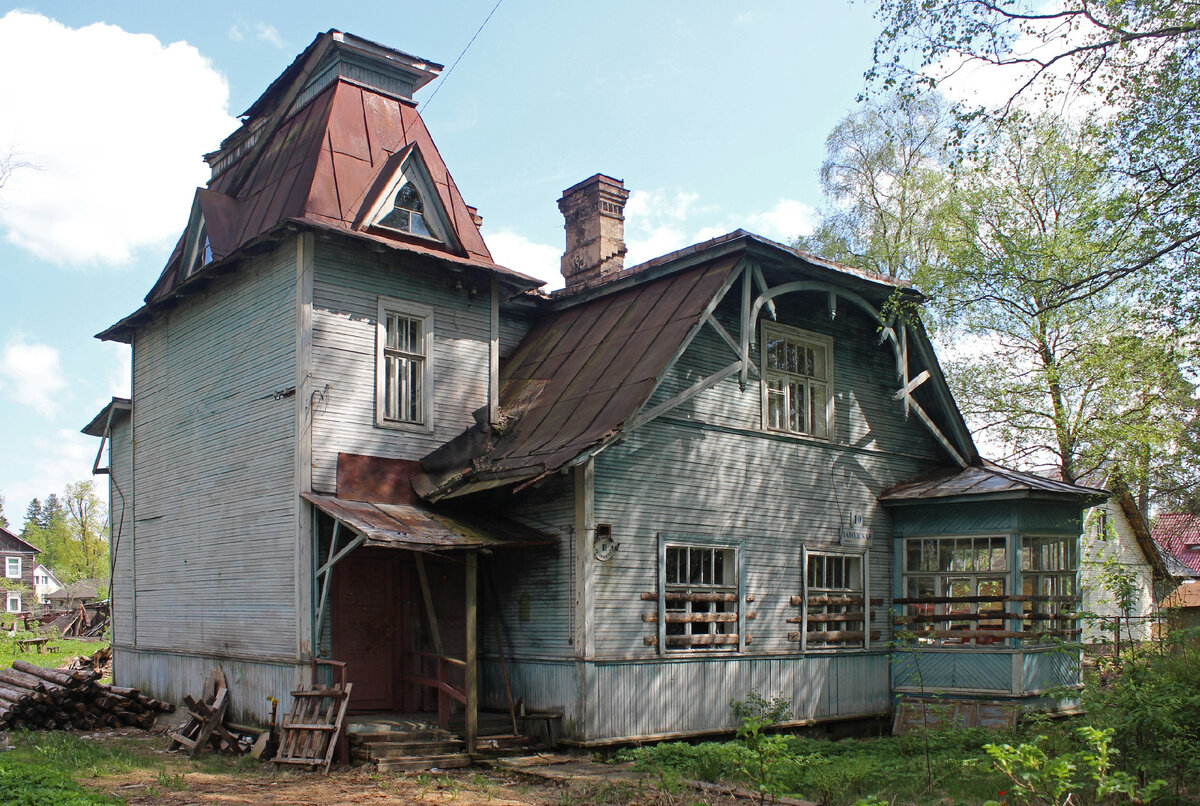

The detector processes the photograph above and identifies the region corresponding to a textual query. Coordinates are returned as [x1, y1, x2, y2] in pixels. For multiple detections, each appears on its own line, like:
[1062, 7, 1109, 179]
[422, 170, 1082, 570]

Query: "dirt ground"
[85, 748, 766, 806]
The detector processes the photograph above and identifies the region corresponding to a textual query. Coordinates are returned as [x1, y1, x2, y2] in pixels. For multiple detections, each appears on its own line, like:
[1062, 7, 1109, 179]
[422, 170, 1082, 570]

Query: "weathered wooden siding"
[480, 472, 576, 663]
[892, 649, 1016, 693]
[115, 647, 304, 724]
[309, 238, 494, 492]
[109, 416, 134, 646]
[129, 239, 298, 660]
[1022, 648, 1081, 693]
[647, 291, 944, 462]
[590, 417, 928, 661]
[1081, 504, 1157, 643]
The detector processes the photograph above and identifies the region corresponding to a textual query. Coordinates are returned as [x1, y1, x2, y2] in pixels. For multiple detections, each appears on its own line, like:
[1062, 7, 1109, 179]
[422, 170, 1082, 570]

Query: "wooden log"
[787, 630, 882, 642]
[0, 668, 61, 693]
[641, 592, 755, 602]
[12, 660, 84, 686]
[789, 596, 884, 606]
[642, 612, 752, 624]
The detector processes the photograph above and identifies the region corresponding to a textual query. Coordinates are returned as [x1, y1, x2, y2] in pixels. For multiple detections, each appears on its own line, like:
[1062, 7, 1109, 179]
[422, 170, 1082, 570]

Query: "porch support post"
[414, 553, 444, 656]
[465, 551, 478, 755]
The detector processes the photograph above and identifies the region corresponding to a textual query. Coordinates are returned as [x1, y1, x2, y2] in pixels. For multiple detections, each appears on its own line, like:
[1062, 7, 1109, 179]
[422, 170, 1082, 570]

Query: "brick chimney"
[557, 174, 630, 290]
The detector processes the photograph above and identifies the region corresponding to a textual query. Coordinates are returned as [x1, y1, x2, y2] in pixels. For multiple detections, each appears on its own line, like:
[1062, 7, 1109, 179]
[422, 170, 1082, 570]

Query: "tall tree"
[799, 93, 951, 283]
[62, 481, 109, 582]
[868, 0, 1200, 321]
[21, 498, 42, 535]
[0, 493, 8, 529]
[929, 115, 1199, 491]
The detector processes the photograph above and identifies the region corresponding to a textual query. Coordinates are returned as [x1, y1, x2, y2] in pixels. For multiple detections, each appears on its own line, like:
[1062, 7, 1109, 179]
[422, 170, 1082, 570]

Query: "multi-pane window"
[761, 323, 831, 439]
[1022, 536, 1079, 638]
[5, 557, 20, 578]
[663, 544, 739, 650]
[6, 592, 20, 613]
[902, 536, 1008, 645]
[376, 299, 433, 428]
[379, 181, 434, 239]
[805, 552, 866, 648]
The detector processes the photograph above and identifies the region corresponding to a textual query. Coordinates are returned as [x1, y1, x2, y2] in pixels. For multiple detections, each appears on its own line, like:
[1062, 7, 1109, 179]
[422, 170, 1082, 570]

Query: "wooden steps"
[347, 715, 472, 772]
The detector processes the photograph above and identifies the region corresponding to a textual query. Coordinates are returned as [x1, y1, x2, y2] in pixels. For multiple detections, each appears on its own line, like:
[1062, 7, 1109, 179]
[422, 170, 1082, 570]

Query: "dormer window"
[361, 146, 460, 252]
[378, 182, 432, 238]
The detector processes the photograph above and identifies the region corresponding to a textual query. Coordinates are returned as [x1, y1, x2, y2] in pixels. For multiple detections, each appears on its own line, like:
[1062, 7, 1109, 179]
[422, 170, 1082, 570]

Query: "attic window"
[378, 182, 433, 238]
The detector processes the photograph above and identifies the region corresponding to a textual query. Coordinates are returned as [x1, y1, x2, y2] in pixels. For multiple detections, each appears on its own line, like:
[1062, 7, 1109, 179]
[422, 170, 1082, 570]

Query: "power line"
[422, 0, 506, 111]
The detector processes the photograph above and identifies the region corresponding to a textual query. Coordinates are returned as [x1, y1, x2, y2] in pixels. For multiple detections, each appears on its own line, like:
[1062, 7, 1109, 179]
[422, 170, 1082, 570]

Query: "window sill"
[375, 418, 434, 435]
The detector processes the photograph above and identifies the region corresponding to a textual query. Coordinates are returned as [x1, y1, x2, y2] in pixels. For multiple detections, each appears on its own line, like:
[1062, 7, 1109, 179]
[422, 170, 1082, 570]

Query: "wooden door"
[331, 551, 412, 712]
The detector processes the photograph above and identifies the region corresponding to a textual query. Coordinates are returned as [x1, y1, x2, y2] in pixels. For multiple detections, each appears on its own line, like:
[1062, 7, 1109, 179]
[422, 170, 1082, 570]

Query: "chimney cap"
[558, 173, 628, 203]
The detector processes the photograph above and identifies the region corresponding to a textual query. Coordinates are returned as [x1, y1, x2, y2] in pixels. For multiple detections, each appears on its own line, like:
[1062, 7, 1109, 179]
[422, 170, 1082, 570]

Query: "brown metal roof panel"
[326, 84, 372, 161]
[361, 91, 405, 160]
[624, 318, 695, 384]
[331, 151, 377, 222]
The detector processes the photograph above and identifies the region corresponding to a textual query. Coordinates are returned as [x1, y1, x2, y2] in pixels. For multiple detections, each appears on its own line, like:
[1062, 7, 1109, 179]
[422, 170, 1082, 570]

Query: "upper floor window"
[5, 557, 20, 579]
[376, 298, 434, 430]
[761, 323, 832, 439]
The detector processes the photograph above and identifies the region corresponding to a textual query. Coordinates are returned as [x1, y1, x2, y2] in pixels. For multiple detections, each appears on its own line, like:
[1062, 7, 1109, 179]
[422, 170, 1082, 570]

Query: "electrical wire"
[422, 0, 506, 111]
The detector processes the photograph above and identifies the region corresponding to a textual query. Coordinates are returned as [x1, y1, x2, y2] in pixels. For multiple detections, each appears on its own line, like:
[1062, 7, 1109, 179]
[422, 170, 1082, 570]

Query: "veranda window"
[1022, 536, 1079, 640]
[900, 536, 1008, 645]
[662, 544, 740, 650]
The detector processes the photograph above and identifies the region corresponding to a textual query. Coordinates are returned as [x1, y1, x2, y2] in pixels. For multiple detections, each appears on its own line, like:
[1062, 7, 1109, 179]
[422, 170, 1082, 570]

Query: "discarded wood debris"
[0, 658, 173, 731]
[168, 669, 249, 756]
[272, 660, 352, 773]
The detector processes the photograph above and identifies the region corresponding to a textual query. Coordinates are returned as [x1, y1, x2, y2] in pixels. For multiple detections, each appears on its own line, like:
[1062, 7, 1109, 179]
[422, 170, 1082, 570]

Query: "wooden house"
[0, 526, 39, 614]
[85, 31, 1105, 748]
[1078, 478, 1170, 645]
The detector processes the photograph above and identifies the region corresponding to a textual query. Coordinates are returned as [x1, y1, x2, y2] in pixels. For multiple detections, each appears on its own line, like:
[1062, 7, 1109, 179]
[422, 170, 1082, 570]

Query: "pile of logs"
[0, 659, 174, 731]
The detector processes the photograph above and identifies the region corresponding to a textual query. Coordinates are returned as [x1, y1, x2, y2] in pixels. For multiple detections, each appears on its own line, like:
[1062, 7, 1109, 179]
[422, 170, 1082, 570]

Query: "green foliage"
[731, 692, 795, 803]
[982, 727, 1165, 806]
[20, 481, 110, 585]
[0, 730, 137, 805]
[1079, 633, 1200, 798]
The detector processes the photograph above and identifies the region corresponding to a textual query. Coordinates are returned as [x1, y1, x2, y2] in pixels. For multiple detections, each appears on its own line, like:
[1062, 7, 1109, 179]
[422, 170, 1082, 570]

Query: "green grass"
[0, 637, 108, 673]
[617, 726, 1016, 805]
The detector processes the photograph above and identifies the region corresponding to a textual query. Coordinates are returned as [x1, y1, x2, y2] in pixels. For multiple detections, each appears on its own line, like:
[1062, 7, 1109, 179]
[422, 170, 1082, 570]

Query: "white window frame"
[902, 535, 1011, 646]
[801, 547, 869, 650]
[5, 557, 20, 579]
[375, 297, 435, 432]
[656, 535, 746, 653]
[6, 592, 20, 613]
[759, 322, 834, 439]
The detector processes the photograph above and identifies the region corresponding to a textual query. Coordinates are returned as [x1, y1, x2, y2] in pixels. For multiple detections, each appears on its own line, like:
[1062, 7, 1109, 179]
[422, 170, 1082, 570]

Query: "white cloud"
[227, 24, 245, 42]
[744, 199, 818, 243]
[104, 342, 131, 400]
[256, 23, 284, 49]
[485, 229, 562, 290]
[0, 12, 237, 265]
[0, 429, 98, 520]
[0, 337, 67, 417]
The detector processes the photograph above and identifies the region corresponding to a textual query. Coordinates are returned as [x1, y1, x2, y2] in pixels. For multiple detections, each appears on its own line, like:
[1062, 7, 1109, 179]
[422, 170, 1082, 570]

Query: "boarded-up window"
[662, 544, 739, 650]
[805, 552, 865, 648]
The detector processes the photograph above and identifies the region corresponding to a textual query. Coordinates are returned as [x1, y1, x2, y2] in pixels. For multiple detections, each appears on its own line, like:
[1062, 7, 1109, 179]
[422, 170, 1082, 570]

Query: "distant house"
[1153, 512, 1200, 576]
[83, 30, 1106, 747]
[46, 579, 104, 610]
[1079, 477, 1171, 644]
[0, 526, 39, 613]
[1160, 582, 1200, 632]
[33, 564, 63, 606]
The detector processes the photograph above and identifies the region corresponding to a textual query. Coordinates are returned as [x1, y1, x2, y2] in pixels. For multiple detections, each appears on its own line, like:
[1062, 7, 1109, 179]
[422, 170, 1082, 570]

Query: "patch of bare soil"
[89, 759, 757, 806]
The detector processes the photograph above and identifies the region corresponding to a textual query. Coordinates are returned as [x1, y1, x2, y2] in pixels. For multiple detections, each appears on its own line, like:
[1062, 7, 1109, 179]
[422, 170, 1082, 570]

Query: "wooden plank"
[414, 554, 444, 657]
[465, 552, 478, 756]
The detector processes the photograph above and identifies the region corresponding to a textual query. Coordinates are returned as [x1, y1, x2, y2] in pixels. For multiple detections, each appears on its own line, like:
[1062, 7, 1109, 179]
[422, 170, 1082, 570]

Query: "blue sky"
[0, 1, 885, 523]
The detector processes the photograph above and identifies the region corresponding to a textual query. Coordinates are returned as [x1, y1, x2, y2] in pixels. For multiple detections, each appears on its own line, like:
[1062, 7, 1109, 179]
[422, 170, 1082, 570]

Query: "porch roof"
[879, 460, 1108, 505]
[302, 492, 555, 552]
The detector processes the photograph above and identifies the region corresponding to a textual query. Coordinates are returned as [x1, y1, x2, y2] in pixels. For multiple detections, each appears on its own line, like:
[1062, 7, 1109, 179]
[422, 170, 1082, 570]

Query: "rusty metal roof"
[417, 255, 742, 499]
[879, 460, 1108, 504]
[302, 492, 555, 552]
[100, 51, 539, 343]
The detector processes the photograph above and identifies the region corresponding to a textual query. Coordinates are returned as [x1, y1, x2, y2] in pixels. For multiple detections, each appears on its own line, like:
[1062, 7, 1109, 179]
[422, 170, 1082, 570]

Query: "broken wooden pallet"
[272, 662, 352, 774]
[167, 669, 244, 756]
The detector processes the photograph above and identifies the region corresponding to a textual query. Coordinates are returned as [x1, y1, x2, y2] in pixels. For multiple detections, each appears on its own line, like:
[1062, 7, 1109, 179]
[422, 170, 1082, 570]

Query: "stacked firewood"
[0, 659, 174, 731]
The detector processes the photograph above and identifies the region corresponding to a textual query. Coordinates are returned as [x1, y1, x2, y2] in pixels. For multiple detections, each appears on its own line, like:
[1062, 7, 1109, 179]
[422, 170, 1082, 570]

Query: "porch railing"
[893, 595, 1082, 643]
[404, 651, 466, 731]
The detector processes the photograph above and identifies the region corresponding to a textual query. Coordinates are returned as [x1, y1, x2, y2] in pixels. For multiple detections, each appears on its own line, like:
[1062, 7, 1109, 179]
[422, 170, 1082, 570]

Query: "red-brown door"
[331, 551, 412, 712]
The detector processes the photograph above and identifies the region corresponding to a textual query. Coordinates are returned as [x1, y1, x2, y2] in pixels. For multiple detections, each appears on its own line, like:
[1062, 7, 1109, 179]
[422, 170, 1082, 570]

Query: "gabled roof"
[0, 526, 40, 554]
[1153, 512, 1200, 575]
[82, 397, 131, 438]
[417, 254, 742, 499]
[416, 231, 980, 502]
[47, 579, 102, 600]
[98, 31, 540, 344]
[1106, 475, 1171, 580]
[879, 460, 1108, 505]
